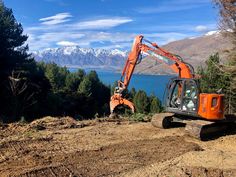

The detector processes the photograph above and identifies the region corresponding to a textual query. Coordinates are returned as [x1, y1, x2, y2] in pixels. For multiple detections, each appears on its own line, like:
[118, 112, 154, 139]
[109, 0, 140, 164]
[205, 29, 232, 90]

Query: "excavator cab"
[165, 77, 224, 120]
[165, 78, 200, 117]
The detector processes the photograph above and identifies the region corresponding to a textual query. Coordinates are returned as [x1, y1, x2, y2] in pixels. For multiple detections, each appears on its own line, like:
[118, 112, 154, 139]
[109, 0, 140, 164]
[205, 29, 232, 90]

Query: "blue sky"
[4, 0, 219, 51]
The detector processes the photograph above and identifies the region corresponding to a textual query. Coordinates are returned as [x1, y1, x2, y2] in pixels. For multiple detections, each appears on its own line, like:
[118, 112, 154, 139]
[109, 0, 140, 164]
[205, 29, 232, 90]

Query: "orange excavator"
[110, 35, 232, 139]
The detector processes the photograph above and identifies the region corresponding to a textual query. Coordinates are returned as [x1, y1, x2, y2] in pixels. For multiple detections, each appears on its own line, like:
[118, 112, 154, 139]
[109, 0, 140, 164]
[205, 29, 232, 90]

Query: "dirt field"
[0, 116, 236, 177]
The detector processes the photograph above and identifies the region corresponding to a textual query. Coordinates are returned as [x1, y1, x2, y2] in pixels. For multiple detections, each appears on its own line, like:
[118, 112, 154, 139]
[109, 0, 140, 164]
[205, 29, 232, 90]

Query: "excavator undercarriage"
[150, 77, 235, 140]
[151, 113, 236, 140]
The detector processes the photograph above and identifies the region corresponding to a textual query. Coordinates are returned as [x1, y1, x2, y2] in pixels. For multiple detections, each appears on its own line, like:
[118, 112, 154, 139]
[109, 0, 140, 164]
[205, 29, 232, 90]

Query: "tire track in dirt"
[2, 118, 236, 177]
[13, 136, 201, 177]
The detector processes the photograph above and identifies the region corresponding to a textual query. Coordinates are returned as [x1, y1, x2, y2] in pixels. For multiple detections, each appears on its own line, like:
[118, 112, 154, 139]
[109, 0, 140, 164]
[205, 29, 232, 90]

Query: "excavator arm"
[110, 35, 143, 113]
[110, 35, 195, 113]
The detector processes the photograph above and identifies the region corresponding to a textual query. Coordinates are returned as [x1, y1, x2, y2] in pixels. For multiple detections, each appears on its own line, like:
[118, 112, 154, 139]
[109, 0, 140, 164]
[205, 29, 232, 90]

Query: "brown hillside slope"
[135, 32, 233, 75]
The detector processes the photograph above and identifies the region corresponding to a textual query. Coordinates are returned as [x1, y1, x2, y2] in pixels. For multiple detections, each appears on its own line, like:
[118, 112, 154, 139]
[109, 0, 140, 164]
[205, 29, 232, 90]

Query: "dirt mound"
[184, 167, 236, 177]
[0, 117, 81, 138]
[207, 135, 236, 152]
[156, 166, 236, 177]
[28, 116, 79, 130]
[0, 122, 27, 138]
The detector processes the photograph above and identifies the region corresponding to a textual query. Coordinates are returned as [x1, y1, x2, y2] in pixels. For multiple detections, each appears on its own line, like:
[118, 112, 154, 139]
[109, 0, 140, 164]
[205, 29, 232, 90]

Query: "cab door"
[165, 78, 199, 116]
[165, 78, 183, 110]
[181, 79, 199, 114]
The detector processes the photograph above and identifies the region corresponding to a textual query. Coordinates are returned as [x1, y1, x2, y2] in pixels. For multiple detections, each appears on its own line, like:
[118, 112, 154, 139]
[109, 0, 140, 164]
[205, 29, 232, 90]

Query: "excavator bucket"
[110, 94, 135, 114]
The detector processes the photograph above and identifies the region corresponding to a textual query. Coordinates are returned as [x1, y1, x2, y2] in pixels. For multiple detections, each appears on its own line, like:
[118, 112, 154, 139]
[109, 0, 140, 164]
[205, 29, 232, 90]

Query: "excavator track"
[184, 118, 236, 140]
[151, 113, 235, 140]
[151, 113, 174, 129]
[184, 120, 226, 139]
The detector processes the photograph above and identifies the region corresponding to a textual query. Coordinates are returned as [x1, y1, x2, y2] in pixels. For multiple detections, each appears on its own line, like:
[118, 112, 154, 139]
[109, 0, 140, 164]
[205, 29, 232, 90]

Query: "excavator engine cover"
[198, 93, 224, 120]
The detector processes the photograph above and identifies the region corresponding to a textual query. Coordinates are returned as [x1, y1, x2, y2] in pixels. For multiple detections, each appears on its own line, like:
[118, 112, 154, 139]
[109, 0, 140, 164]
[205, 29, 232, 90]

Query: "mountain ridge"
[33, 31, 233, 74]
[33, 46, 127, 71]
[135, 31, 233, 74]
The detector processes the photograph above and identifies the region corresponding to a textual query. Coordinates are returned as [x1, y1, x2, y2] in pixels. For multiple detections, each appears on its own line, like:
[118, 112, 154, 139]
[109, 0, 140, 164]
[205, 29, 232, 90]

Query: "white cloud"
[27, 17, 133, 31]
[25, 14, 198, 51]
[39, 12, 72, 25]
[27, 30, 191, 51]
[72, 17, 133, 30]
[26, 32, 84, 50]
[57, 41, 78, 46]
[195, 25, 209, 32]
[25, 16, 135, 50]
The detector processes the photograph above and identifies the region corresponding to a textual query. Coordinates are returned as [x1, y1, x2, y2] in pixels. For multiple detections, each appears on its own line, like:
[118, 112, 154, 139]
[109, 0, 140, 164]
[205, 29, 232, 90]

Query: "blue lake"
[69, 68, 174, 102]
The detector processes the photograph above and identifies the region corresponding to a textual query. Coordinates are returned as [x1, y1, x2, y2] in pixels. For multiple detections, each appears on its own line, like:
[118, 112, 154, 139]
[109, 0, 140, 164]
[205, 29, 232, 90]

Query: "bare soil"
[0, 116, 236, 177]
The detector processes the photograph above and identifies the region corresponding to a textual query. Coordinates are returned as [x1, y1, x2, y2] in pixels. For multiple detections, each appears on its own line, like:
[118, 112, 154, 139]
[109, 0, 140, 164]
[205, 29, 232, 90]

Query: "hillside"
[135, 31, 233, 75]
[1, 116, 236, 177]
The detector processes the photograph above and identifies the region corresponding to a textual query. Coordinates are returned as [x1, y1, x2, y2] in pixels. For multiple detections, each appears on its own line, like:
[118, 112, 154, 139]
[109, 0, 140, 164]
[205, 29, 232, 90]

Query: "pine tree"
[197, 53, 233, 113]
[197, 54, 230, 93]
[150, 96, 161, 113]
[0, 2, 28, 78]
[65, 72, 81, 92]
[213, 0, 236, 113]
[78, 77, 92, 97]
[0, 2, 50, 121]
[133, 90, 149, 113]
[130, 87, 136, 100]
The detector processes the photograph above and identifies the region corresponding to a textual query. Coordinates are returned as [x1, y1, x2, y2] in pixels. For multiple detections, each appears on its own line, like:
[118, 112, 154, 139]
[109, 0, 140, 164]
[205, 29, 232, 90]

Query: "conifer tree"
[0, 2, 49, 121]
[213, 0, 236, 113]
[133, 90, 149, 113]
[197, 54, 233, 113]
[150, 96, 161, 113]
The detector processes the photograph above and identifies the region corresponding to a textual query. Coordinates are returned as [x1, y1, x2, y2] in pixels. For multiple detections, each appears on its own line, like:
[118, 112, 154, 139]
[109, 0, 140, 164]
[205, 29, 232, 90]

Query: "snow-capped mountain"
[33, 31, 233, 74]
[32, 46, 128, 70]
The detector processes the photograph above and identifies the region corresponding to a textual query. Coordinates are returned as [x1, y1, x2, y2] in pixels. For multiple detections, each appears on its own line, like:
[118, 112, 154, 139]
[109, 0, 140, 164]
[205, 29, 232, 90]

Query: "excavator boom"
[110, 35, 194, 113]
